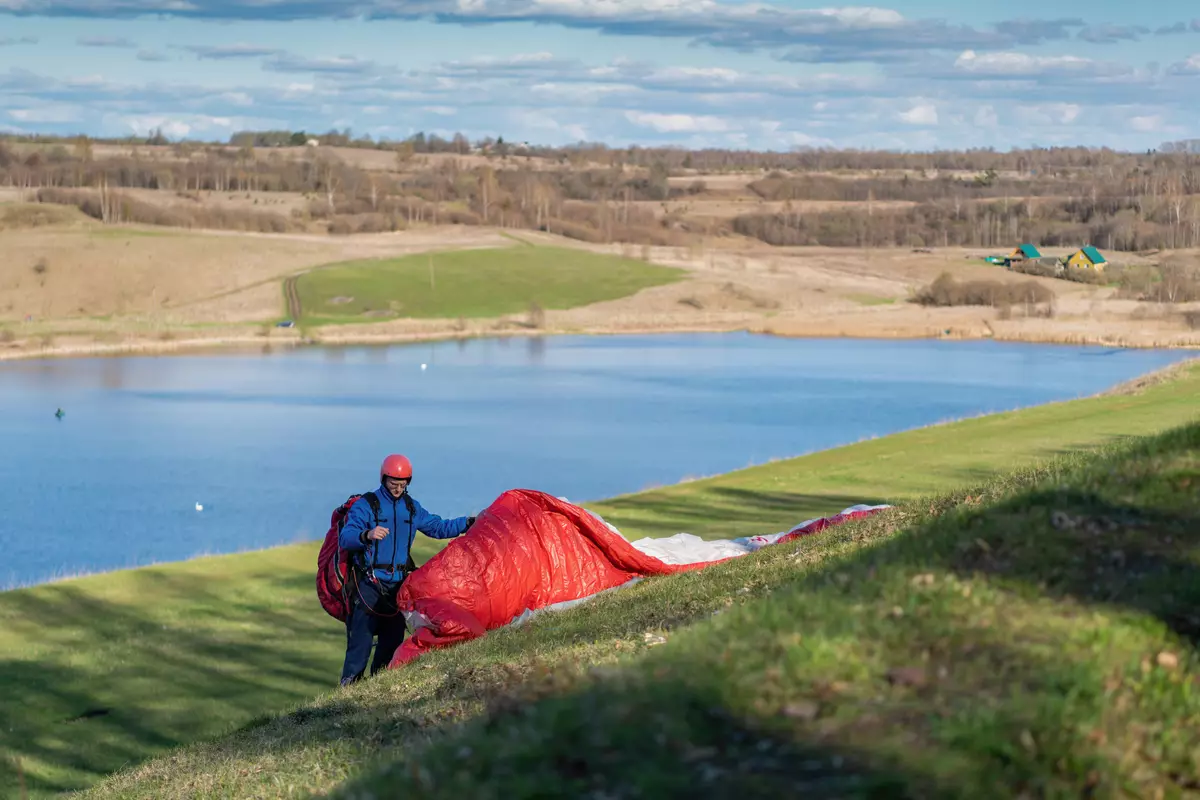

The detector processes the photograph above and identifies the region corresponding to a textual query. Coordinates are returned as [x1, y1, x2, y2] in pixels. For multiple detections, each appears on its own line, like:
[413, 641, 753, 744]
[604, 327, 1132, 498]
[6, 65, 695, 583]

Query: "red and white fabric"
[389, 489, 889, 667]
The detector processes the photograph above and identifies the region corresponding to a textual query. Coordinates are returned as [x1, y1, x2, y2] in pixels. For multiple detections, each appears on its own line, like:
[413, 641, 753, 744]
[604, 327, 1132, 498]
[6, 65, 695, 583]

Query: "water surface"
[1, 333, 1191, 589]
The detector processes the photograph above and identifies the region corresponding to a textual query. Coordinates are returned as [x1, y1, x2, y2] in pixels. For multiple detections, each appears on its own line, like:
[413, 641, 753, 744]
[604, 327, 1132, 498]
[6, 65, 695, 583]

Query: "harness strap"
[353, 491, 416, 618]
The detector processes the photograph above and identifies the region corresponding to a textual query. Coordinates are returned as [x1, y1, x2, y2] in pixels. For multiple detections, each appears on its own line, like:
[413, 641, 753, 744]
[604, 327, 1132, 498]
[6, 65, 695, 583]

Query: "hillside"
[1, 360, 1196, 797]
[83, 409, 1200, 798]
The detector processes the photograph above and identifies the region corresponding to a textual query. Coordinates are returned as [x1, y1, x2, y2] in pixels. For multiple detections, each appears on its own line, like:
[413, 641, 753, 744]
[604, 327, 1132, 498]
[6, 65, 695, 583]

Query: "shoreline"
[2, 316, 1198, 363]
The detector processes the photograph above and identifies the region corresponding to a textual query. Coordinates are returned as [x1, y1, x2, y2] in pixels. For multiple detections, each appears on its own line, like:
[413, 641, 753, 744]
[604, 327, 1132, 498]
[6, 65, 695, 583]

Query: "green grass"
[843, 293, 897, 306]
[337, 422, 1200, 800]
[2, 360, 1197, 797]
[0, 536, 448, 797]
[292, 245, 686, 325]
[588, 360, 1200, 540]
[80, 417, 1200, 799]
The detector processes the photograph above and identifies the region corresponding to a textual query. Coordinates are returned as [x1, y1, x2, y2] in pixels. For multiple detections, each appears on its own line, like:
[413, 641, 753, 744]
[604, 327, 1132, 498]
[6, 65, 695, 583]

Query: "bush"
[35, 188, 292, 233]
[913, 272, 1055, 310]
[1114, 260, 1200, 303]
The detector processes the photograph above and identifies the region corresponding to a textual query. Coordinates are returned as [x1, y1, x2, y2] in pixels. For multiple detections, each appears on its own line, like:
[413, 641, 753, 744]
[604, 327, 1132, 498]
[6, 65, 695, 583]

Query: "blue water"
[0, 333, 1193, 589]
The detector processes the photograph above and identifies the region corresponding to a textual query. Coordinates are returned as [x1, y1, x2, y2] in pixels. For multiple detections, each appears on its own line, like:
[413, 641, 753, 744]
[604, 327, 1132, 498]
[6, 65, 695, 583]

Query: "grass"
[292, 245, 685, 325]
[1, 361, 1197, 797]
[0, 202, 89, 230]
[588, 360, 1200, 539]
[0, 536, 448, 797]
[844, 293, 897, 306]
[81, 417, 1200, 799]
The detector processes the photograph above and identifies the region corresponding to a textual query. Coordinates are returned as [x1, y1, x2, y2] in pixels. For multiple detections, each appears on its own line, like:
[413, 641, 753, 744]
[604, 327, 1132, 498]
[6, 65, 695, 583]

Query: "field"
[3, 139, 1200, 358]
[2, 202, 1196, 360]
[292, 245, 686, 325]
[1, 359, 1197, 797]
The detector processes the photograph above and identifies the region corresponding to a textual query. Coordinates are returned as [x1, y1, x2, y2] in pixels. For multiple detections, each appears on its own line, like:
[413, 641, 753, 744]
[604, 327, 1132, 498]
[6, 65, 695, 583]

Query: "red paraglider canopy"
[389, 488, 887, 667]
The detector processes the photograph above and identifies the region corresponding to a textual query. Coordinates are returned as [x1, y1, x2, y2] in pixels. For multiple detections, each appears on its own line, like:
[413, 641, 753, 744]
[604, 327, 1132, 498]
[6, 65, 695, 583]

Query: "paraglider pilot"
[337, 454, 476, 685]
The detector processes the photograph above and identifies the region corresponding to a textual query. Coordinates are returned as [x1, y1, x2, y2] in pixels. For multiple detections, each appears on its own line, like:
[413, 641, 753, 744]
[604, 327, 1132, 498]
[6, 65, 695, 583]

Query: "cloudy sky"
[1, 1, 1198, 151]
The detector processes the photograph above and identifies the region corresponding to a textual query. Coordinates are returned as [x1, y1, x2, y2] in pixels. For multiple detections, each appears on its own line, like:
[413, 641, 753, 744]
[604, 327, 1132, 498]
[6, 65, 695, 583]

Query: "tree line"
[3, 137, 1200, 251]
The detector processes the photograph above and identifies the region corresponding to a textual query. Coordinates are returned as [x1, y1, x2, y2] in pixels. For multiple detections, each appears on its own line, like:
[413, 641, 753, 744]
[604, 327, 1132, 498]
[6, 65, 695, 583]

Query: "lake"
[1, 332, 1194, 589]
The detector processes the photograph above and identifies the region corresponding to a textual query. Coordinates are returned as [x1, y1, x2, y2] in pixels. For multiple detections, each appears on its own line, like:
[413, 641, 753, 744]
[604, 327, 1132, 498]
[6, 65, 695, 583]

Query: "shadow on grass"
[0, 568, 344, 797]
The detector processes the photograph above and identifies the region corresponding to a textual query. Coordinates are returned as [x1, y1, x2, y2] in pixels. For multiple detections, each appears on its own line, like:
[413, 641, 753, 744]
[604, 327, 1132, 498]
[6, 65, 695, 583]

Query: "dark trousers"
[340, 576, 407, 685]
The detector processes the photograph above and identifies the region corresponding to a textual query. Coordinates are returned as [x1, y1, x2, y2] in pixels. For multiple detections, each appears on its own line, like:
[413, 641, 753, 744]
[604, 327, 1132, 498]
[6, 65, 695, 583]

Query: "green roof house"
[1008, 244, 1042, 260]
[1065, 246, 1108, 271]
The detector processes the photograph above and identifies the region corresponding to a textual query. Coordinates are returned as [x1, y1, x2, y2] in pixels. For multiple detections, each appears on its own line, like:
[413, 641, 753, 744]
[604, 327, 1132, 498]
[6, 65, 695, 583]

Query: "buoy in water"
[420, 363, 427, 371]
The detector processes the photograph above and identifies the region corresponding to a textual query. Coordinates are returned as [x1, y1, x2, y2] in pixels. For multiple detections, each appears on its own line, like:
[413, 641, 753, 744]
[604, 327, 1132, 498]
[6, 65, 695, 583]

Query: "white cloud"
[899, 102, 938, 125]
[9, 105, 84, 123]
[1167, 55, 1200, 75]
[973, 105, 998, 126]
[1129, 114, 1163, 132]
[264, 54, 377, 74]
[116, 113, 242, 139]
[1013, 103, 1082, 126]
[219, 92, 255, 107]
[623, 110, 732, 133]
[952, 49, 1118, 78]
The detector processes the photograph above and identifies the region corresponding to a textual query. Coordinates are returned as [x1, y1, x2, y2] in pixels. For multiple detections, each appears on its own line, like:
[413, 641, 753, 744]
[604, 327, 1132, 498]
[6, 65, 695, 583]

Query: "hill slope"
[1, 361, 1196, 797]
[83, 426, 1199, 796]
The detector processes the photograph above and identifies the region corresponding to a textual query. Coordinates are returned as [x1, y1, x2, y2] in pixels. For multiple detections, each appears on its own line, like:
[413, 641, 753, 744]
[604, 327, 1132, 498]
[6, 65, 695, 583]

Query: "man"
[337, 453, 475, 685]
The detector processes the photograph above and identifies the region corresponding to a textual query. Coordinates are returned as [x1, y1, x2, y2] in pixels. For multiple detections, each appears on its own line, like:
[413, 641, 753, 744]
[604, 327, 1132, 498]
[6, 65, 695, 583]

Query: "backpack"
[316, 491, 417, 622]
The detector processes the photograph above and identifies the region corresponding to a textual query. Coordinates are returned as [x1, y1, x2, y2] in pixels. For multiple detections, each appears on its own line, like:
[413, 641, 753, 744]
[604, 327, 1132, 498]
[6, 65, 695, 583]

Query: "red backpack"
[316, 491, 416, 621]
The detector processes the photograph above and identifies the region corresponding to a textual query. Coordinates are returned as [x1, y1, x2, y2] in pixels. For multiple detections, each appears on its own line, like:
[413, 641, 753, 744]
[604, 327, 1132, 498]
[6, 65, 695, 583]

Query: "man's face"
[383, 476, 409, 499]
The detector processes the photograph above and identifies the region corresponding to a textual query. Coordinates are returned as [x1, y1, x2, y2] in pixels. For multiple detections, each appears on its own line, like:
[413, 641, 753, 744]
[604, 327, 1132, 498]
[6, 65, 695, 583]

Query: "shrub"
[913, 272, 1055, 310]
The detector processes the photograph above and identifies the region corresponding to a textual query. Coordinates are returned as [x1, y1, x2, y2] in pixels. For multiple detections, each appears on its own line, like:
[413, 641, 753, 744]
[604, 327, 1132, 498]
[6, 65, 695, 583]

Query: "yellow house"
[1064, 246, 1107, 271]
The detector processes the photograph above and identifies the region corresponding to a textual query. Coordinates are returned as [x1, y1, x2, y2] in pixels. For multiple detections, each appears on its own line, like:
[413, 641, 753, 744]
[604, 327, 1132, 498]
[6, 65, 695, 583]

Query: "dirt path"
[284, 276, 301, 321]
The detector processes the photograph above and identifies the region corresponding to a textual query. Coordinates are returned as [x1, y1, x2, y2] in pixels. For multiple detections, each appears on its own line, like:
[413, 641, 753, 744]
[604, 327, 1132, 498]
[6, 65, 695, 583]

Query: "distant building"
[1008, 244, 1042, 261]
[1064, 246, 1108, 271]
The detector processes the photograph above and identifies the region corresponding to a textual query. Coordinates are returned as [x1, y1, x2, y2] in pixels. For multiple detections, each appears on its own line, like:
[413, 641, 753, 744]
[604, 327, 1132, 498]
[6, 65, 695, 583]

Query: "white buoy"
[420, 363, 427, 371]
[195, 502, 203, 511]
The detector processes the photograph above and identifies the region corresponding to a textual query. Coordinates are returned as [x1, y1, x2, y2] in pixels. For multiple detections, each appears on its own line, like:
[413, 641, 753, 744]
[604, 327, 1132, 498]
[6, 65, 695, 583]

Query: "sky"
[1, 1, 1198, 152]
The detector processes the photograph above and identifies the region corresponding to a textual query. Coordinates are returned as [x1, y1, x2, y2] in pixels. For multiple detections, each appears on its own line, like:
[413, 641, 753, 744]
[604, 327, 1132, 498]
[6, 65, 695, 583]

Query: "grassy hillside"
[0, 536, 448, 797]
[87, 420, 1200, 799]
[0, 360, 1196, 797]
[292, 244, 685, 325]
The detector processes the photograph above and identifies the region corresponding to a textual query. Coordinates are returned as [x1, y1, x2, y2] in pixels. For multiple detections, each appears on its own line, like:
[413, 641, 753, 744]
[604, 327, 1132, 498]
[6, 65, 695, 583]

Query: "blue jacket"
[339, 486, 472, 585]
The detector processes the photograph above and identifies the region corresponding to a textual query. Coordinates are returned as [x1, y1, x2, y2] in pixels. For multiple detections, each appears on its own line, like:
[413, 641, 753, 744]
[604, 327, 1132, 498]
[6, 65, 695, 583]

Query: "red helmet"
[380, 454, 413, 481]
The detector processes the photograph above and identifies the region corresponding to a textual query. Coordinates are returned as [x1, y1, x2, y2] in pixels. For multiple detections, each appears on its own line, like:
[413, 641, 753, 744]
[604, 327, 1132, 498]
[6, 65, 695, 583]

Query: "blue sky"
[1, 1, 1198, 151]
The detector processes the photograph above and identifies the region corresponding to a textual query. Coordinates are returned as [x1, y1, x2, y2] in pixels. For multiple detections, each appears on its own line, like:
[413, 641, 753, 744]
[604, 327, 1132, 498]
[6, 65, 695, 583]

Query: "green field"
[291, 245, 686, 325]
[1, 361, 1197, 797]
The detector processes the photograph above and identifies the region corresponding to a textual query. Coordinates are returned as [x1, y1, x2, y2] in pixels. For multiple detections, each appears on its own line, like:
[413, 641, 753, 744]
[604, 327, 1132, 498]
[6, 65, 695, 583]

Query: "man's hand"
[367, 526, 390, 541]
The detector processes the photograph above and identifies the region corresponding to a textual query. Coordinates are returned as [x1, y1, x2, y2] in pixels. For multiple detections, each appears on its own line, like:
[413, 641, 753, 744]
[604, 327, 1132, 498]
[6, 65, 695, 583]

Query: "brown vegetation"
[2, 132, 1200, 359]
[912, 272, 1056, 317]
[4, 135, 1200, 251]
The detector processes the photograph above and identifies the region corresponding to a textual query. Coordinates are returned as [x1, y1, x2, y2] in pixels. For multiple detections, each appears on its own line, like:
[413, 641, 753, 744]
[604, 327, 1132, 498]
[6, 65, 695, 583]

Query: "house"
[1064, 246, 1108, 271]
[1008, 244, 1041, 261]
